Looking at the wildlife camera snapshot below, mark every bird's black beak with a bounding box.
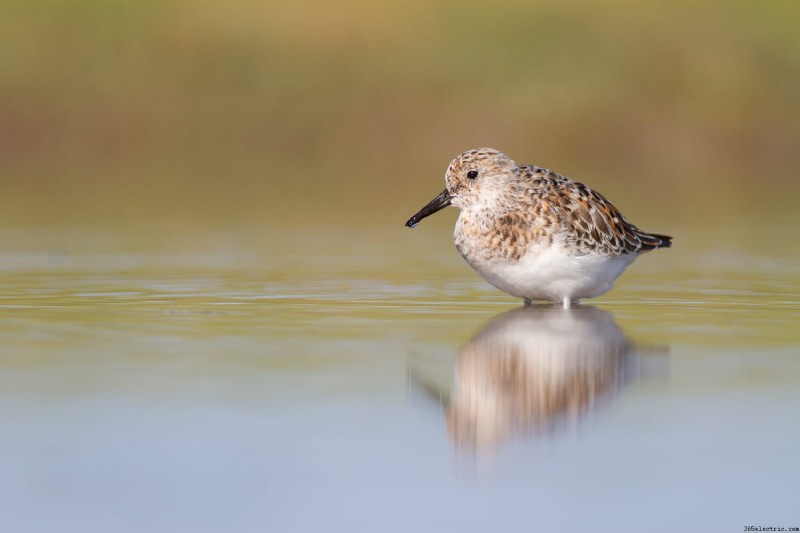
[405,189,452,228]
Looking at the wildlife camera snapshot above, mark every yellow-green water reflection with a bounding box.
[0,217,798,531]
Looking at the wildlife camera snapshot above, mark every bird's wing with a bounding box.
[526,171,671,256]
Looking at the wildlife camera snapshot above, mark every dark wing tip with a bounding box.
[637,232,672,251]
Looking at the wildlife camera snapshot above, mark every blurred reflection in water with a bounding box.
[423,306,667,452]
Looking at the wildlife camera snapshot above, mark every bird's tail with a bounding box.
[636,231,672,251]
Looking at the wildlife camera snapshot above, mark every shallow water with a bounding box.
[0,218,798,533]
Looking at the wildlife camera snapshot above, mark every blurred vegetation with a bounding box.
[2,0,799,231]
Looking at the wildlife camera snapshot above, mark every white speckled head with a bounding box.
[405,148,518,228]
[444,147,518,209]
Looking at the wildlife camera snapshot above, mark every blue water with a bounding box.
[0,225,798,533]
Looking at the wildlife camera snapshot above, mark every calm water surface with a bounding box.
[0,219,798,533]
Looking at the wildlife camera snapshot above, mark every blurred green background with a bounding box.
[3,0,799,234]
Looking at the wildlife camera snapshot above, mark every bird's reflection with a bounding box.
[411,305,667,452]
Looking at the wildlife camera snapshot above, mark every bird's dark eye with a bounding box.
[467,170,478,179]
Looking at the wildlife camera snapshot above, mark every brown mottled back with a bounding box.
[517,165,672,257]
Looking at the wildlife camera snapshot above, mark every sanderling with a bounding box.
[405,148,671,308]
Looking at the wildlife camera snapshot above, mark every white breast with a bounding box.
[459,243,636,303]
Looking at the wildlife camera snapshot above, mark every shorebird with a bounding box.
[406,148,671,308]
